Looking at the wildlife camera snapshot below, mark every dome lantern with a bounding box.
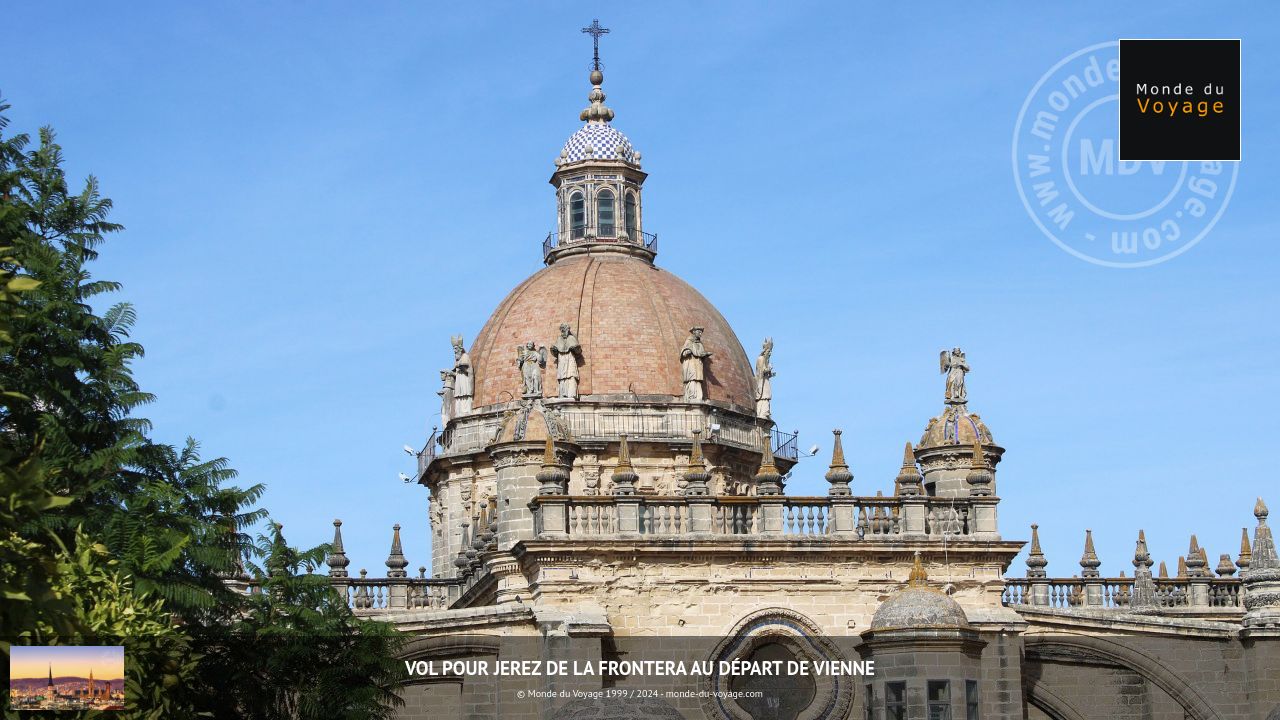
[545,21,653,265]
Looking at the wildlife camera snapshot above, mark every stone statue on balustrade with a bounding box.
[681,327,712,401]
[516,341,548,397]
[437,369,455,428]
[940,347,969,405]
[755,337,775,418]
[550,323,582,399]
[451,336,473,415]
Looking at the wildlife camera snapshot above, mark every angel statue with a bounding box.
[451,336,473,415]
[754,337,775,419]
[940,347,969,405]
[516,341,548,397]
[550,323,582,399]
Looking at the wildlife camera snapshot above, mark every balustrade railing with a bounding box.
[339,576,457,613]
[1001,576,1243,611]
[439,418,503,455]
[558,408,796,458]
[543,228,659,261]
[531,495,989,540]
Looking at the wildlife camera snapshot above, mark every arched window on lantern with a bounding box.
[597,189,616,237]
[570,192,586,239]
[625,191,638,237]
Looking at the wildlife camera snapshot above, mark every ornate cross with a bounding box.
[581,19,610,70]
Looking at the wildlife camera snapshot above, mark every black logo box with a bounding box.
[1119,39,1240,161]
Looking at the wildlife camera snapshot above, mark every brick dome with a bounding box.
[469,252,755,410]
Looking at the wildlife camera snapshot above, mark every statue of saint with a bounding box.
[516,341,548,397]
[940,347,969,405]
[451,336,473,415]
[550,323,582,399]
[754,337,775,418]
[437,369,455,427]
[680,327,712,401]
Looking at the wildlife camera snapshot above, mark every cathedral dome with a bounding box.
[560,122,638,164]
[468,252,755,410]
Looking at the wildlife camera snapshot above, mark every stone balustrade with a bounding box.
[1002,577,1243,610]
[530,494,997,539]
[330,572,460,615]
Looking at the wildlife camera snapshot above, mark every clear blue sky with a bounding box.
[5,3,1278,581]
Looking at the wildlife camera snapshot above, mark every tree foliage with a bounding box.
[1,94,404,719]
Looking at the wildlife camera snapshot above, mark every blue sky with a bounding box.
[5,3,1278,581]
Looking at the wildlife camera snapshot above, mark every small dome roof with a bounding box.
[870,555,970,630]
[919,405,995,450]
[561,122,638,164]
[870,588,971,630]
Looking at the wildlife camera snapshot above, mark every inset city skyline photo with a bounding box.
[8,646,125,711]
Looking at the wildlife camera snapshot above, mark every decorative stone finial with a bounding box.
[453,522,471,572]
[1186,535,1207,577]
[385,523,408,578]
[682,430,711,496]
[1237,528,1252,571]
[611,434,639,496]
[754,432,783,496]
[1133,529,1151,568]
[1130,529,1157,610]
[907,550,929,588]
[824,430,853,496]
[894,441,924,497]
[326,519,350,578]
[1158,561,1169,579]
[1251,496,1277,570]
[966,440,993,497]
[1079,529,1101,578]
[1026,524,1048,579]
[578,20,616,122]
[1216,554,1237,577]
[1243,496,1280,627]
[536,436,569,495]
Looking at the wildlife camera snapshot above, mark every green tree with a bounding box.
[201,523,406,720]
[1,96,405,718]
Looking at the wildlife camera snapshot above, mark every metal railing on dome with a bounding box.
[543,227,658,261]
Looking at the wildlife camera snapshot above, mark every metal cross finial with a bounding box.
[581,19,610,70]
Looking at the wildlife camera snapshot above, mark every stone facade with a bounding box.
[308,48,1280,720]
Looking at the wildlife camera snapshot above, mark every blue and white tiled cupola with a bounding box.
[546,64,652,265]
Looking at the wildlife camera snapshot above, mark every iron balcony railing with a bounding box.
[543,227,658,261]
